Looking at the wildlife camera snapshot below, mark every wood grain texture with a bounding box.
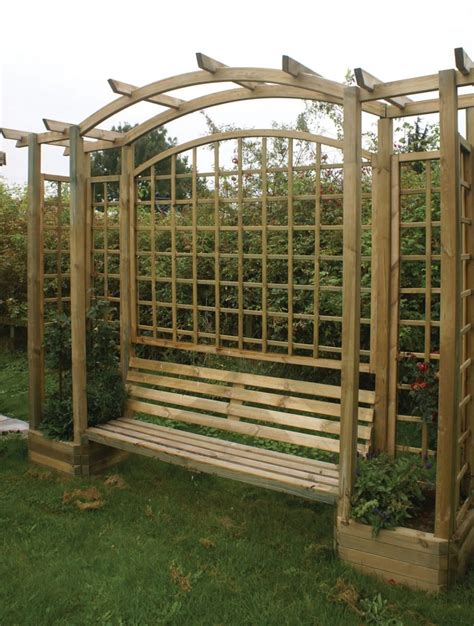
[436,70,461,540]
[338,86,362,520]
[27,134,43,429]
[69,127,88,444]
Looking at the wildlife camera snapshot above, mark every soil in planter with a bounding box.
[403,489,435,533]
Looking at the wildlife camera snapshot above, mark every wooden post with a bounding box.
[387,155,401,456]
[84,154,92,308]
[27,134,43,429]
[69,126,88,444]
[435,70,461,539]
[338,86,362,522]
[465,107,474,497]
[372,118,393,452]
[120,145,134,380]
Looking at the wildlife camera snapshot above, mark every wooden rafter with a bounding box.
[282,55,322,78]
[354,68,413,109]
[108,79,184,110]
[455,47,474,76]
[43,119,122,142]
[196,53,258,90]
[1,127,28,142]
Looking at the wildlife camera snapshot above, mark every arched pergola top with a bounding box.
[134,128,373,177]
[79,67,348,136]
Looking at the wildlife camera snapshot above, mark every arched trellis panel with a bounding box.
[126,129,373,371]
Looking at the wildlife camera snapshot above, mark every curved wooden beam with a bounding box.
[134,128,361,176]
[79,68,347,135]
[77,84,383,154]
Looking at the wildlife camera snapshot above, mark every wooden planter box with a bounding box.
[336,513,474,593]
[28,429,128,477]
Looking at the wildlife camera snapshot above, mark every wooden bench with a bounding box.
[86,356,375,503]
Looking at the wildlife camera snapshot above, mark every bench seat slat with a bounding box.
[130,356,375,405]
[118,417,339,476]
[127,370,374,423]
[98,420,339,487]
[128,384,372,440]
[128,399,369,455]
[86,420,339,503]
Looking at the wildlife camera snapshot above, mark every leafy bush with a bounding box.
[351,453,430,535]
[40,300,126,440]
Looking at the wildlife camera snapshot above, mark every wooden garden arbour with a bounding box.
[2,50,474,590]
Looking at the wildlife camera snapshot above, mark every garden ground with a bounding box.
[1,348,473,626]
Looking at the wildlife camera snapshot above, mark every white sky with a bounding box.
[1,0,473,184]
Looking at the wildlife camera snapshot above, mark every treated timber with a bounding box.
[436,70,462,540]
[43,119,122,142]
[338,86,362,521]
[467,108,474,495]
[119,145,134,380]
[108,79,184,109]
[282,55,322,78]
[69,127,88,444]
[87,419,339,503]
[196,53,258,90]
[27,134,43,429]
[79,68,351,135]
[455,48,474,76]
[28,430,128,476]
[372,119,393,451]
[354,68,412,108]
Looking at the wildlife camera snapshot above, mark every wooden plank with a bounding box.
[97,420,338,485]
[339,544,447,584]
[117,417,339,475]
[43,118,122,142]
[126,398,347,453]
[86,426,338,503]
[108,78,184,109]
[337,519,449,554]
[372,119,392,451]
[465,108,474,498]
[338,532,448,570]
[69,126,88,444]
[120,146,134,380]
[126,370,374,426]
[354,68,412,108]
[129,356,376,404]
[27,134,43,429]
[282,55,322,78]
[387,155,401,455]
[338,86,362,521]
[455,48,474,76]
[386,93,474,119]
[436,70,462,540]
[133,333,371,371]
[196,53,258,90]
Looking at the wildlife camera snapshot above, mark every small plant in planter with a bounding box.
[351,453,431,536]
[40,300,127,441]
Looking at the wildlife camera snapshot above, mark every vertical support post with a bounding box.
[338,86,362,522]
[435,70,461,539]
[120,145,134,380]
[372,118,393,452]
[387,155,401,456]
[465,107,474,496]
[27,134,43,430]
[69,126,88,444]
[84,154,92,308]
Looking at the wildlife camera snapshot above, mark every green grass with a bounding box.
[1,348,473,625]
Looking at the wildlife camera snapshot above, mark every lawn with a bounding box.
[0,348,473,625]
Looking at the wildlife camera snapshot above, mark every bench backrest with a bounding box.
[125,357,375,456]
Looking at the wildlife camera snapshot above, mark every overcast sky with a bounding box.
[1,0,473,184]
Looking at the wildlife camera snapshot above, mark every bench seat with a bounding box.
[85,356,375,504]
[86,417,340,503]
